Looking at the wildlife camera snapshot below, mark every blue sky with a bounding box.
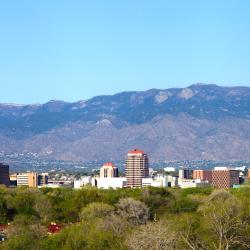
[0,0,250,104]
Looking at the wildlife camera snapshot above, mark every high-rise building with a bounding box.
[100,162,118,178]
[212,170,239,188]
[0,163,9,186]
[193,170,212,183]
[125,149,149,188]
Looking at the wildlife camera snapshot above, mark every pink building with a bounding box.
[193,170,212,183]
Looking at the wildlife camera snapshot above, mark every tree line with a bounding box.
[0,185,250,250]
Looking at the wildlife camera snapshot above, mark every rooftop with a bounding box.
[102,162,116,167]
[128,149,145,155]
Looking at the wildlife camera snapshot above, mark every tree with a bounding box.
[116,198,149,225]
[80,202,114,221]
[42,221,126,250]
[103,213,128,235]
[11,188,37,217]
[3,217,47,250]
[34,194,53,224]
[125,221,177,250]
[174,213,206,250]
[198,190,250,250]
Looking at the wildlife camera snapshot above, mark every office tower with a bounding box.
[17,172,38,187]
[0,163,9,186]
[212,170,239,188]
[193,170,212,183]
[179,167,192,179]
[125,149,149,187]
[100,162,118,178]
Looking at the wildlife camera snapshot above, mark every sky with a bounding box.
[0,0,250,104]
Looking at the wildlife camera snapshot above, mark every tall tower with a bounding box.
[125,149,149,187]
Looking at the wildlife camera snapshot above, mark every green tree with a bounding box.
[42,220,126,250]
[199,190,250,250]
[34,194,53,224]
[80,202,114,221]
[11,188,37,217]
[2,217,47,250]
[173,213,206,250]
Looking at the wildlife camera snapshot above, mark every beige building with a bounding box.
[15,172,48,187]
[100,162,118,178]
[125,149,149,188]
[17,172,38,187]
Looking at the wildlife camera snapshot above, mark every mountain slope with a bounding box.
[0,84,249,161]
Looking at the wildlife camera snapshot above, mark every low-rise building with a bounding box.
[74,176,92,189]
[17,172,38,187]
[179,167,192,179]
[142,177,167,187]
[46,182,64,188]
[193,170,212,183]
[16,172,49,187]
[9,173,17,186]
[38,173,49,187]
[92,177,126,189]
[166,175,178,187]
[212,169,239,188]
[178,179,210,189]
[164,167,176,172]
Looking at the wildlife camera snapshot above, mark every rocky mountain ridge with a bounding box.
[0,84,249,161]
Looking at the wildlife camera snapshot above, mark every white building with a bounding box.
[164,167,176,172]
[45,183,62,188]
[142,176,169,187]
[74,176,92,189]
[142,178,162,187]
[179,168,192,179]
[166,175,178,187]
[214,166,229,170]
[148,168,157,177]
[92,177,127,189]
[214,166,246,172]
[178,178,210,189]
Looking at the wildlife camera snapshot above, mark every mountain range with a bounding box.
[0,84,250,162]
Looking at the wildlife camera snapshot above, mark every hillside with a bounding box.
[0,84,249,161]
